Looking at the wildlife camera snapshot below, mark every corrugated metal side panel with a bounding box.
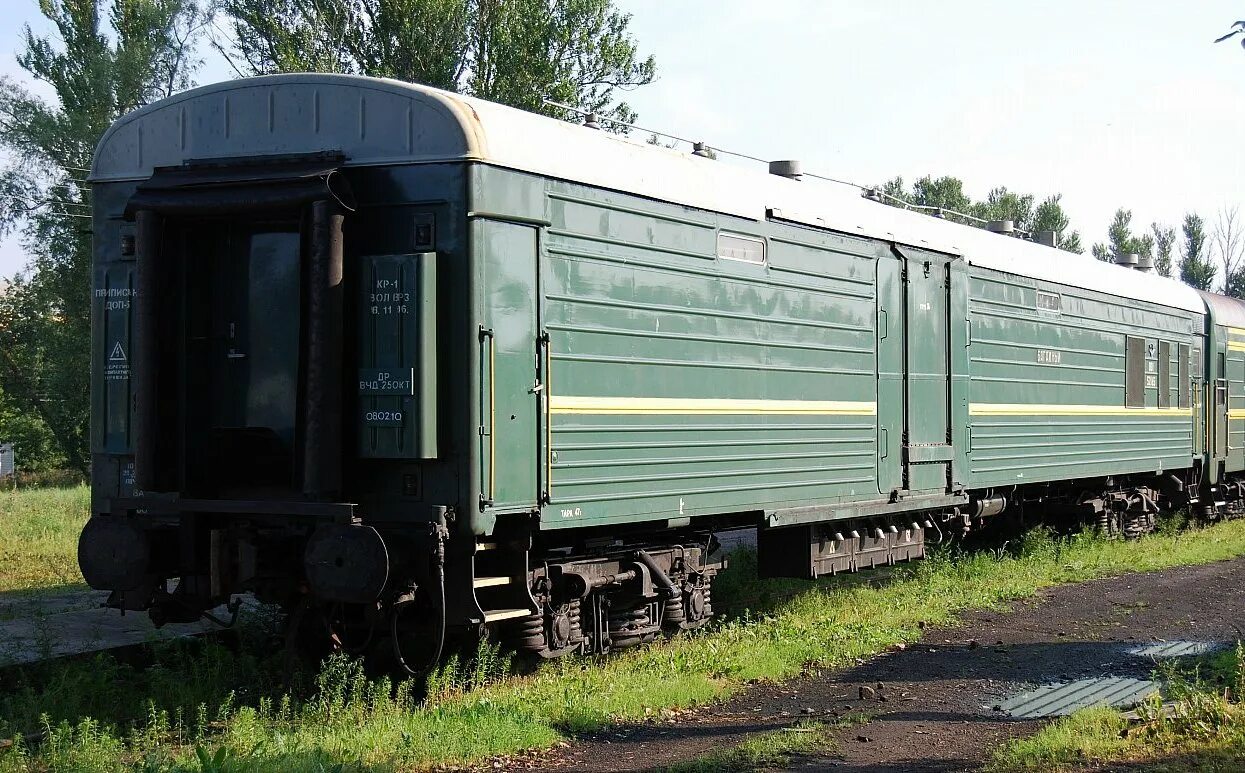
[539,179,881,528]
[1229,331,1245,471]
[1129,640,1222,658]
[966,265,1198,488]
[1000,677,1159,719]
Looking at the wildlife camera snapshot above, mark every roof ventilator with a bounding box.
[1035,230,1058,247]
[1133,253,1155,273]
[692,142,713,158]
[582,112,601,130]
[1115,252,1140,269]
[986,220,1015,235]
[768,159,802,180]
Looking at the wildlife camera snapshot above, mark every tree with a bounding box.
[217,0,656,128]
[1031,194,1084,254]
[1215,20,1245,48]
[910,175,973,216]
[875,176,1083,253]
[1214,206,1245,298]
[0,0,212,473]
[1151,222,1177,277]
[0,382,64,473]
[974,186,1034,225]
[1178,213,1216,291]
[1091,209,1153,265]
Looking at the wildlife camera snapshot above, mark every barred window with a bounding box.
[716,233,766,265]
[1179,344,1191,409]
[1036,291,1061,313]
[1125,336,1146,408]
[1158,341,1171,408]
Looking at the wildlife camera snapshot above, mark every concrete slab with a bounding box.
[0,588,242,667]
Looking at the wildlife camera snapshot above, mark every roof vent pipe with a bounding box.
[768,159,802,180]
[986,220,1015,235]
[1035,230,1058,247]
[1115,253,1139,269]
[1134,254,1155,273]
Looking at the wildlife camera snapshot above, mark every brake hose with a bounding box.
[392,519,448,676]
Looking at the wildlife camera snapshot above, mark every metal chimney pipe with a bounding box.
[768,160,802,180]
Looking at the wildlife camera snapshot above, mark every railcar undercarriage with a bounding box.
[494,538,723,657]
[80,465,1245,670]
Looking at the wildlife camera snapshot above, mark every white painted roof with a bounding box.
[93,73,1206,314]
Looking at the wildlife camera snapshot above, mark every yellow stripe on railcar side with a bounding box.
[1225,327,1245,350]
[969,403,1192,417]
[548,396,877,416]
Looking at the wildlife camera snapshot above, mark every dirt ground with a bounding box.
[537,557,1245,773]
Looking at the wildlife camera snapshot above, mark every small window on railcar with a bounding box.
[1158,341,1172,408]
[1125,336,1146,408]
[1179,344,1191,409]
[1036,291,1061,313]
[716,233,766,265]
[1193,347,1203,378]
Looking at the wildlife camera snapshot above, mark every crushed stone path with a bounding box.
[534,557,1245,772]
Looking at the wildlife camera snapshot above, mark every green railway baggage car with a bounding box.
[78,74,1238,660]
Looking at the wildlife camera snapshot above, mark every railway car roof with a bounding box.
[93,73,1206,314]
[1197,290,1245,329]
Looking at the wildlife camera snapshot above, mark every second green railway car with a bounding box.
[79,74,1245,660]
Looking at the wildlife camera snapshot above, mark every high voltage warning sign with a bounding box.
[106,340,129,382]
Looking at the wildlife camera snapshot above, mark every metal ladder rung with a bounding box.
[483,608,531,623]
[473,575,511,588]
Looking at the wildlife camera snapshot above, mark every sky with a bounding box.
[0,0,1242,279]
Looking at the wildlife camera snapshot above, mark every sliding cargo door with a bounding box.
[478,220,541,512]
[876,254,904,496]
[899,246,957,494]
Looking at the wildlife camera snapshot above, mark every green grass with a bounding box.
[7,518,1245,770]
[660,721,837,772]
[0,485,89,593]
[989,644,1245,772]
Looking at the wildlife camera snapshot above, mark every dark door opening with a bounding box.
[183,220,304,496]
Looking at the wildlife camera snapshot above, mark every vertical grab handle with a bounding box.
[479,325,495,508]
[540,331,553,504]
